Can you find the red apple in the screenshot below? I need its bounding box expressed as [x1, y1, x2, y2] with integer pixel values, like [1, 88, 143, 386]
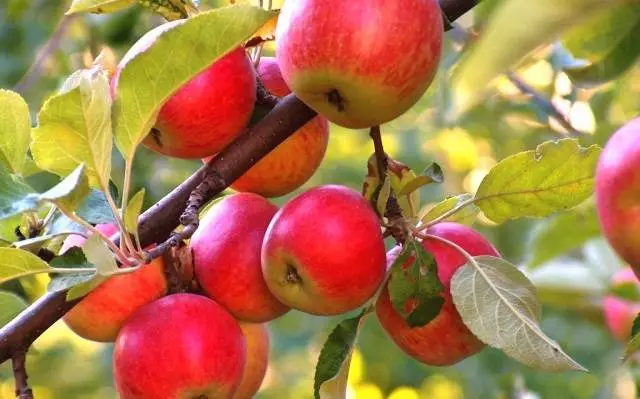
[261, 185, 386, 315]
[61, 224, 167, 342]
[603, 268, 640, 342]
[112, 20, 256, 159]
[596, 117, 640, 280]
[114, 293, 246, 399]
[376, 222, 499, 366]
[191, 193, 289, 322]
[210, 57, 329, 198]
[275, 0, 443, 128]
[234, 322, 270, 399]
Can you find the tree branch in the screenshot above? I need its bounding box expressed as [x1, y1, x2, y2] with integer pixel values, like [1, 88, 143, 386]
[12, 351, 33, 399]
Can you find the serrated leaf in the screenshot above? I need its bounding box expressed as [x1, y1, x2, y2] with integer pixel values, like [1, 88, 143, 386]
[376, 173, 392, 217]
[66, 0, 136, 15]
[32, 67, 113, 190]
[388, 239, 443, 327]
[39, 164, 90, 213]
[0, 90, 31, 174]
[82, 234, 118, 276]
[113, 5, 273, 162]
[0, 291, 28, 328]
[0, 248, 53, 284]
[314, 310, 366, 399]
[125, 188, 145, 234]
[421, 193, 479, 226]
[624, 314, 640, 362]
[451, 255, 586, 371]
[528, 208, 600, 267]
[139, 0, 198, 20]
[452, 0, 624, 115]
[475, 139, 601, 224]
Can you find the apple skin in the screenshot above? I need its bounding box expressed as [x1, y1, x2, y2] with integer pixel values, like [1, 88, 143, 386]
[191, 193, 289, 322]
[112, 20, 256, 159]
[114, 293, 246, 399]
[376, 222, 499, 366]
[603, 268, 640, 342]
[261, 185, 386, 315]
[275, 0, 443, 129]
[233, 322, 270, 399]
[222, 57, 328, 198]
[596, 117, 640, 280]
[61, 224, 167, 343]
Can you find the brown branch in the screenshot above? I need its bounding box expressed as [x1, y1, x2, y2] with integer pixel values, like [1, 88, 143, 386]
[12, 351, 33, 399]
[0, 0, 480, 368]
[369, 126, 388, 176]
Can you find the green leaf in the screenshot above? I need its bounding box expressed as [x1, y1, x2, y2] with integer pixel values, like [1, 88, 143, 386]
[113, 5, 273, 162]
[0, 163, 38, 220]
[451, 255, 586, 371]
[608, 282, 640, 302]
[31, 66, 113, 190]
[376, 172, 392, 217]
[314, 311, 366, 399]
[82, 234, 118, 276]
[0, 90, 31, 174]
[528, 207, 600, 267]
[624, 313, 640, 362]
[77, 189, 117, 225]
[632, 314, 640, 337]
[0, 291, 28, 328]
[421, 193, 478, 226]
[66, 0, 136, 15]
[0, 247, 53, 285]
[13, 233, 73, 252]
[451, 0, 624, 114]
[39, 164, 90, 213]
[139, 0, 198, 20]
[388, 238, 444, 327]
[48, 248, 98, 299]
[475, 139, 601, 224]
[124, 188, 145, 234]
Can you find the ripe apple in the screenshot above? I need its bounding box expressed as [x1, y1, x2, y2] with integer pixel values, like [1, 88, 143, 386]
[603, 268, 640, 342]
[191, 193, 289, 322]
[205, 57, 329, 198]
[275, 0, 443, 129]
[61, 224, 167, 342]
[234, 322, 270, 399]
[261, 185, 386, 315]
[114, 293, 246, 399]
[112, 20, 256, 159]
[376, 222, 499, 366]
[596, 117, 640, 280]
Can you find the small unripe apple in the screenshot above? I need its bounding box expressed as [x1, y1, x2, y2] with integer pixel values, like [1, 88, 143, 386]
[261, 185, 386, 315]
[234, 322, 270, 399]
[191, 193, 289, 322]
[61, 224, 167, 342]
[112, 20, 256, 159]
[114, 293, 246, 399]
[603, 268, 640, 342]
[596, 117, 640, 280]
[376, 222, 499, 366]
[275, 0, 443, 128]
[223, 57, 329, 198]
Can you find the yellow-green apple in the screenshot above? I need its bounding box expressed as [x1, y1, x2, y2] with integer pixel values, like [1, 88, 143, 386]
[191, 193, 289, 322]
[234, 322, 270, 399]
[261, 185, 386, 315]
[275, 0, 443, 129]
[596, 117, 640, 280]
[114, 294, 246, 399]
[111, 20, 256, 159]
[61, 224, 167, 342]
[376, 222, 499, 366]
[603, 268, 640, 341]
[203, 57, 329, 198]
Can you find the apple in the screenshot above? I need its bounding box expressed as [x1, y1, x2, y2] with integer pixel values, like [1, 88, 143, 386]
[234, 322, 270, 399]
[603, 268, 640, 342]
[191, 193, 289, 322]
[261, 184, 386, 315]
[376, 222, 499, 366]
[61, 224, 167, 342]
[114, 293, 246, 399]
[112, 20, 256, 159]
[596, 117, 640, 280]
[205, 57, 329, 198]
[275, 0, 443, 129]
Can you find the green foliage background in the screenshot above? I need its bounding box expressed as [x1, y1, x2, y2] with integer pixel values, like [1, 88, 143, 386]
[0, 0, 639, 398]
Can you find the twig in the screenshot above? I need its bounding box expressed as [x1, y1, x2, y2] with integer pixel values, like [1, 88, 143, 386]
[369, 126, 388, 175]
[13, 15, 75, 95]
[12, 350, 33, 399]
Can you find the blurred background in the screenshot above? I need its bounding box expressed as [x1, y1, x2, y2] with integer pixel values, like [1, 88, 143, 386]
[0, 0, 639, 398]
